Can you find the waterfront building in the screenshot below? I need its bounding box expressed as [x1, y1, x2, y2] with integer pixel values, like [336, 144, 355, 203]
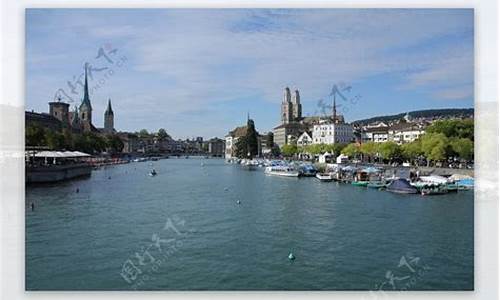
[360, 126, 389, 143]
[208, 138, 225, 157]
[388, 122, 425, 144]
[297, 131, 313, 147]
[225, 121, 262, 159]
[312, 121, 354, 144]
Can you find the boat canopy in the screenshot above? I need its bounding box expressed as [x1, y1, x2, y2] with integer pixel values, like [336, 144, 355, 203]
[341, 165, 358, 172]
[419, 175, 449, 184]
[387, 178, 418, 193]
[449, 174, 473, 181]
[33, 151, 91, 158]
[362, 167, 381, 173]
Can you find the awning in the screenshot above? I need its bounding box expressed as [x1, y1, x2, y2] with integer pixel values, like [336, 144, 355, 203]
[33, 151, 91, 158]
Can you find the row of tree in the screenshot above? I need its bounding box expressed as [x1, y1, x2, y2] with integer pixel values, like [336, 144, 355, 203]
[280, 119, 474, 165]
[26, 125, 124, 154]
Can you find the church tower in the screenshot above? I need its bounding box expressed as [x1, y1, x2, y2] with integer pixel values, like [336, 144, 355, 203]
[292, 89, 302, 121]
[79, 65, 93, 132]
[281, 87, 293, 124]
[104, 98, 114, 133]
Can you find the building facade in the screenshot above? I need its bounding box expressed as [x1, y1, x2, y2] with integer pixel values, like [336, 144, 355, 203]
[208, 138, 225, 157]
[312, 122, 354, 144]
[297, 131, 313, 147]
[388, 123, 425, 144]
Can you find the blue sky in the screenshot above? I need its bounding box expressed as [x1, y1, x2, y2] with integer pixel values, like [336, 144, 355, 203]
[26, 9, 473, 139]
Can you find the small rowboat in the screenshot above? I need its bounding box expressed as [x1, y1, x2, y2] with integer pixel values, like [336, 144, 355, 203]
[351, 181, 369, 187]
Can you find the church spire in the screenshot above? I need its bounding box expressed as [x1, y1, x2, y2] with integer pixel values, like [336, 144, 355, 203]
[81, 64, 92, 110]
[105, 98, 113, 115]
[333, 93, 337, 123]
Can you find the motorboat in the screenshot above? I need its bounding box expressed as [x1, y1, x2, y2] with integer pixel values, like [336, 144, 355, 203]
[264, 166, 299, 177]
[315, 173, 333, 182]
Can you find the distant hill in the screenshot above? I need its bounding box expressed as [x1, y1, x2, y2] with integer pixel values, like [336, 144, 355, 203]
[352, 108, 474, 125]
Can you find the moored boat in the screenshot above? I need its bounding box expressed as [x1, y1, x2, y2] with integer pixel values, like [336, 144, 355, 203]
[386, 178, 418, 194]
[315, 173, 332, 182]
[367, 181, 386, 189]
[421, 185, 448, 196]
[264, 166, 299, 177]
[351, 181, 369, 187]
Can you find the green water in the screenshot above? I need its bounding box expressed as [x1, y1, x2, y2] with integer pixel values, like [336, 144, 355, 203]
[25, 158, 473, 290]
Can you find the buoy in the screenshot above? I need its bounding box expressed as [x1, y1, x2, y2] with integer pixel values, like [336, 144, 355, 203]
[108, 176, 111, 180]
[31, 202, 34, 211]
[288, 252, 295, 261]
[236, 200, 241, 205]
[224, 187, 229, 191]
[76, 188, 79, 193]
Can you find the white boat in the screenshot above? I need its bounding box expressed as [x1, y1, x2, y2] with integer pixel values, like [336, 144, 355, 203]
[315, 173, 333, 182]
[264, 166, 299, 177]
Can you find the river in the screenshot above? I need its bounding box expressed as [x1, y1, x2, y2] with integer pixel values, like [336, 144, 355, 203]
[26, 158, 473, 290]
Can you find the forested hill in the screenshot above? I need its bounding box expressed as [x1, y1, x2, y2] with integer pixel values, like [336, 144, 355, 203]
[352, 108, 474, 125]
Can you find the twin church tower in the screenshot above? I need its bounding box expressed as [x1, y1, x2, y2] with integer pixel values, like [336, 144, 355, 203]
[281, 87, 302, 124]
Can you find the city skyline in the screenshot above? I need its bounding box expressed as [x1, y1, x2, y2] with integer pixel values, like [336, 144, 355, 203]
[26, 9, 473, 139]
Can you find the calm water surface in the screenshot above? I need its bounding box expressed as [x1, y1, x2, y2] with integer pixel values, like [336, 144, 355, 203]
[26, 158, 473, 290]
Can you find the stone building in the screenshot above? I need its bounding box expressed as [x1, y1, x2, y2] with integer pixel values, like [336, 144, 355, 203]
[26, 65, 117, 136]
[208, 138, 225, 157]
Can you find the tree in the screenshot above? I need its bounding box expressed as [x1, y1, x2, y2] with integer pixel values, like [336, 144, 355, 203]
[45, 130, 65, 150]
[234, 119, 259, 158]
[360, 142, 378, 162]
[138, 129, 149, 138]
[450, 138, 473, 161]
[378, 142, 401, 162]
[106, 134, 124, 154]
[281, 144, 298, 157]
[401, 140, 423, 163]
[426, 119, 474, 140]
[157, 128, 170, 140]
[342, 143, 361, 159]
[420, 133, 448, 164]
[26, 125, 46, 146]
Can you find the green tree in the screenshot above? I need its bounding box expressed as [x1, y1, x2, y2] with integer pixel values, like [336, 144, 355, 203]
[360, 142, 378, 161]
[281, 144, 298, 157]
[420, 133, 448, 164]
[106, 134, 124, 154]
[26, 125, 46, 146]
[45, 130, 65, 150]
[234, 119, 259, 158]
[450, 138, 474, 161]
[157, 128, 170, 140]
[138, 129, 149, 138]
[342, 143, 361, 159]
[401, 140, 423, 163]
[378, 142, 401, 162]
[426, 119, 474, 140]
